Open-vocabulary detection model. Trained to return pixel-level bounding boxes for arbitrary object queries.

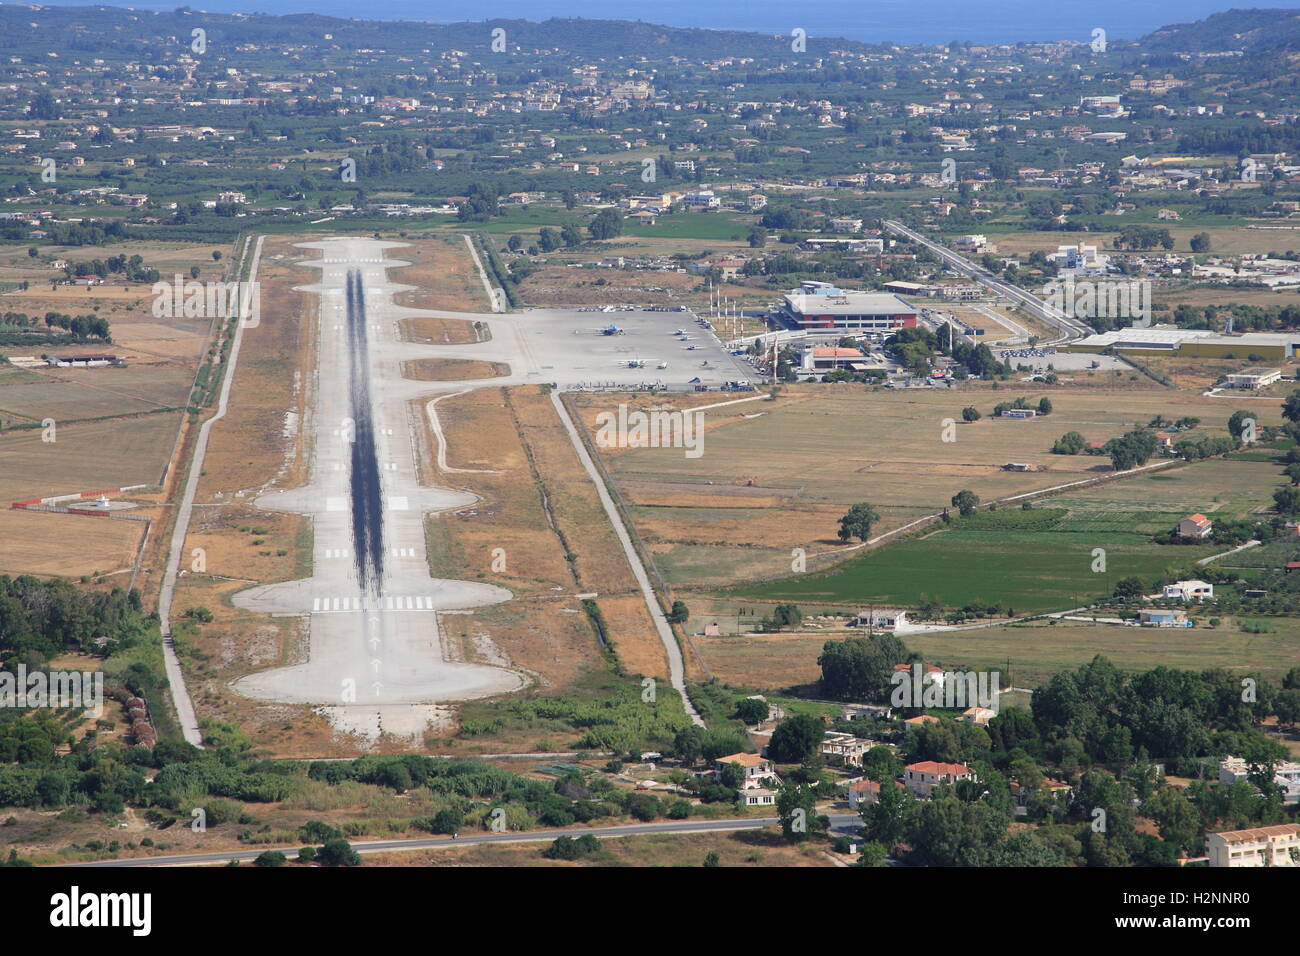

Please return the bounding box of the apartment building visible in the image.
[1207,823,1300,868]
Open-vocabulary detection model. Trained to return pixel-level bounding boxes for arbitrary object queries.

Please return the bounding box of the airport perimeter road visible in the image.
[63,815,863,867]
[550,390,704,727]
[156,233,265,747]
[881,220,1093,345]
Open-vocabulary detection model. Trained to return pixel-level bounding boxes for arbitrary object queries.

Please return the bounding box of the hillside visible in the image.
[1141,6,1300,51]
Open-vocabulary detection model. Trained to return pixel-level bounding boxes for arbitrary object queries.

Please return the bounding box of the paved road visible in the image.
[156,234,265,747]
[63,814,862,867]
[550,390,704,726]
[882,220,1092,345]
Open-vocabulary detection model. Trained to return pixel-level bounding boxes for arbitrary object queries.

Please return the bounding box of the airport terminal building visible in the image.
[779,282,919,332]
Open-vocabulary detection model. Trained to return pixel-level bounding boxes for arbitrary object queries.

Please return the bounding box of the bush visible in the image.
[317,839,361,867]
[254,850,286,867]
[299,820,344,843]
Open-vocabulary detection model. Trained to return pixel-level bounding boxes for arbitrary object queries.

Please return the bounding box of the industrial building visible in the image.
[1068,326,1300,361]
[780,282,919,332]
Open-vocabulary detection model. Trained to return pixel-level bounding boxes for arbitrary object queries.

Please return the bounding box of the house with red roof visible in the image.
[904,761,973,797]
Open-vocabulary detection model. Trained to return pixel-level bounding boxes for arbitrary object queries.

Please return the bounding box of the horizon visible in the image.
[6,0,1272,45]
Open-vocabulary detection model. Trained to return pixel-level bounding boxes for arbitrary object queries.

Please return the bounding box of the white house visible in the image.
[1220,756,1300,805]
[1162,579,1214,602]
[854,609,908,630]
[714,753,779,790]
[821,731,872,766]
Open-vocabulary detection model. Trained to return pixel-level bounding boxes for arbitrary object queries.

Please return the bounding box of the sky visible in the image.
[22,0,1253,46]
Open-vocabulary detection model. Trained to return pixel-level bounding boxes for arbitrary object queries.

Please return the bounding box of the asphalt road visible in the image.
[156,233,265,747]
[63,814,864,867]
[882,219,1093,344]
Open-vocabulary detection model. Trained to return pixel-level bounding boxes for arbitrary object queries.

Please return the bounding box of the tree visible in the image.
[951,489,980,517]
[776,783,819,842]
[862,745,904,783]
[961,406,981,422]
[818,634,911,701]
[859,841,889,867]
[1227,410,1254,442]
[537,226,561,252]
[768,604,802,630]
[1284,390,1300,427]
[1190,232,1212,253]
[768,714,824,763]
[1037,397,1053,416]
[733,698,770,724]
[1052,431,1086,455]
[254,850,286,867]
[1274,486,1300,515]
[703,851,721,867]
[838,501,880,542]
[1106,429,1158,471]
[672,726,706,766]
[668,601,689,624]
[1113,577,1145,600]
[861,781,911,854]
[588,209,624,241]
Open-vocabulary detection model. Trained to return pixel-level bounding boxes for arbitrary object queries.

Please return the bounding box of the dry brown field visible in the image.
[159,232,335,753]
[398,316,486,345]
[402,358,509,381]
[0,509,145,579]
[387,235,491,312]
[574,383,1282,589]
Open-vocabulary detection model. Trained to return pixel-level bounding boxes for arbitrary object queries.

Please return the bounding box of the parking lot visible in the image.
[513,306,759,390]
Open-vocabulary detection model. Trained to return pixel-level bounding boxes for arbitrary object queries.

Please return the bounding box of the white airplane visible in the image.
[673,328,686,335]
[657,361,668,369]
[619,358,647,369]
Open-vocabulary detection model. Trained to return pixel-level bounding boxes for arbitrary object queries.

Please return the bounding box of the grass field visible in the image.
[734,512,1218,613]
[692,615,1300,691]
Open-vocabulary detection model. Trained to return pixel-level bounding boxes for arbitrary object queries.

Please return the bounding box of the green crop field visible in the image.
[736,514,1219,613]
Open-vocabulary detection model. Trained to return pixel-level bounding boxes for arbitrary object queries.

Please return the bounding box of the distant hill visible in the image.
[1141,7,1300,52]
[0,7,876,59]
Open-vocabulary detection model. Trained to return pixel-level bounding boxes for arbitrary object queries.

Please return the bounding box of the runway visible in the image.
[231,238,523,741]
